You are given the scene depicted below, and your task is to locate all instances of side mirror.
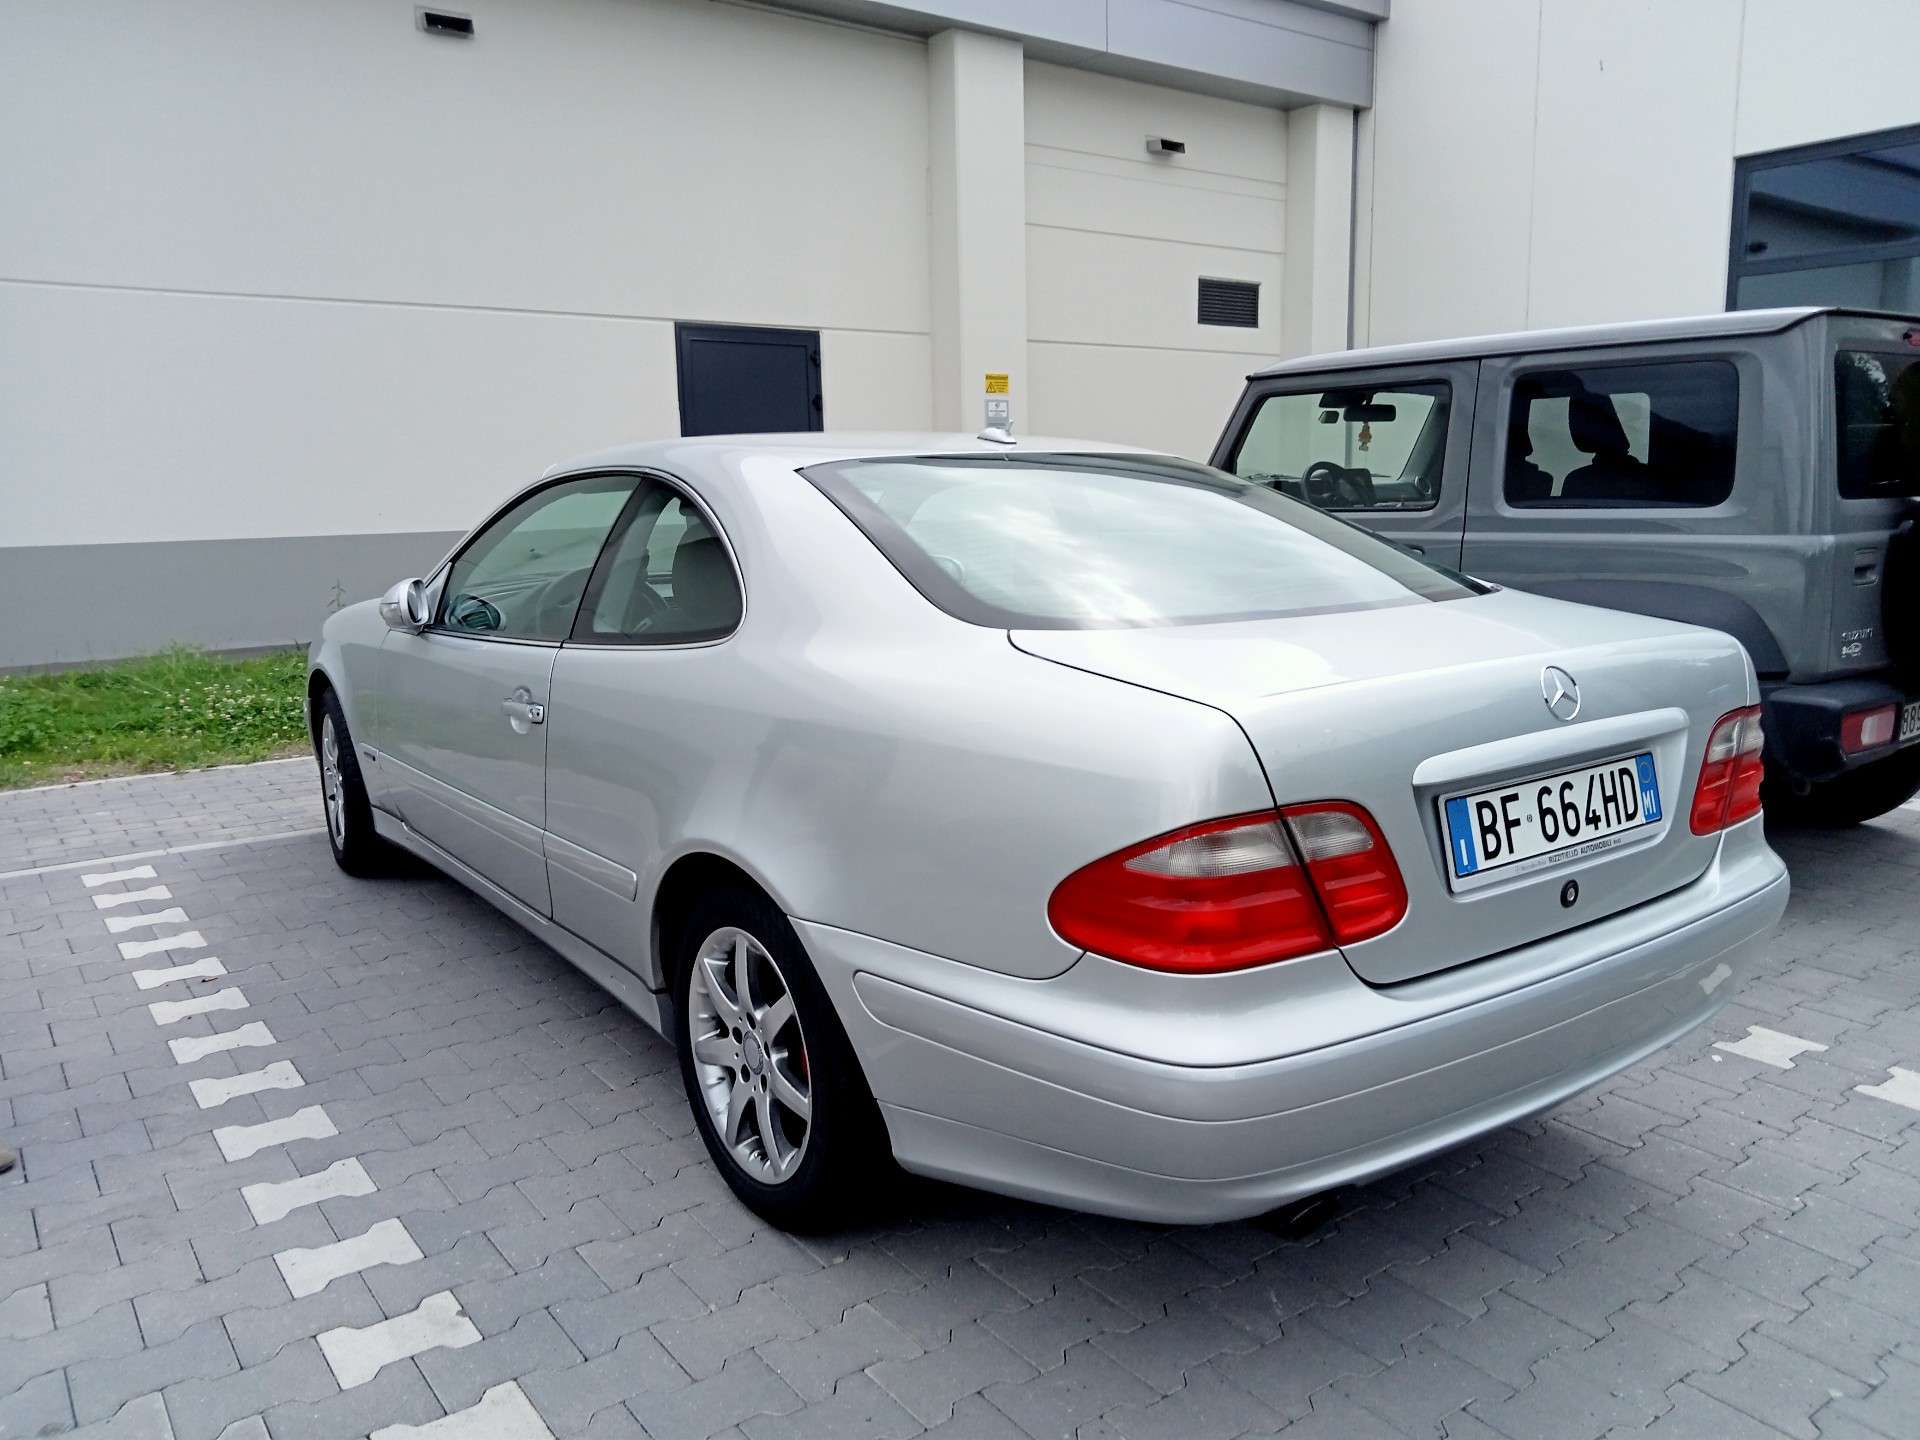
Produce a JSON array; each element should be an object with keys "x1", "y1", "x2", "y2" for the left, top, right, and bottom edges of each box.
[{"x1": 378, "y1": 578, "x2": 430, "y2": 633}]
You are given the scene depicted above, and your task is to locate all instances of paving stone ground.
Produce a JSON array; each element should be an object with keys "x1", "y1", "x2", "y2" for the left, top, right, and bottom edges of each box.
[{"x1": 2, "y1": 760, "x2": 1917, "y2": 1440}]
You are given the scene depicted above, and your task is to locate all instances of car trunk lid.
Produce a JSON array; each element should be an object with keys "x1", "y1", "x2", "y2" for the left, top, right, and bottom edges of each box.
[{"x1": 1014, "y1": 589, "x2": 1750, "y2": 984}]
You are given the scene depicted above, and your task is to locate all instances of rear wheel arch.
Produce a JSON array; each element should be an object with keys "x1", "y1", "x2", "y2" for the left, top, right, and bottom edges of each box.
[{"x1": 652, "y1": 851, "x2": 783, "y2": 994}]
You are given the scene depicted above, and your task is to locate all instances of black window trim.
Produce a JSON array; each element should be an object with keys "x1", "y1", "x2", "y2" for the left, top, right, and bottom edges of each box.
[
  {"x1": 1496, "y1": 353, "x2": 1744, "y2": 513},
  {"x1": 427, "y1": 470, "x2": 644, "y2": 647},
  {"x1": 1728, "y1": 120, "x2": 1920, "y2": 308},
  {"x1": 1223, "y1": 375, "x2": 1457, "y2": 514},
  {"x1": 564, "y1": 466, "x2": 747, "y2": 650}
]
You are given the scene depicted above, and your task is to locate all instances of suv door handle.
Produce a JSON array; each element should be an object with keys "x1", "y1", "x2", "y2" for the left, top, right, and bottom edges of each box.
[{"x1": 502, "y1": 688, "x2": 545, "y2": 731}]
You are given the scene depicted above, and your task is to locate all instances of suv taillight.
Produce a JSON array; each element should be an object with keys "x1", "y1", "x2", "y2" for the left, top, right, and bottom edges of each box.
[
  {"x1": 1047, "y1": 802, "x2": 1407, "y2": 974},
  {"x1": 1690, "y1": 706, "x2": 1765, "y2": 835}
]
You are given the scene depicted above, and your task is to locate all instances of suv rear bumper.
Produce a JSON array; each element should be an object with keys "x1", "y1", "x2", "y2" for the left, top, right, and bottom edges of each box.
[{"x1": 1764, "y1": 677, "x2": 1920, "y2": 781}]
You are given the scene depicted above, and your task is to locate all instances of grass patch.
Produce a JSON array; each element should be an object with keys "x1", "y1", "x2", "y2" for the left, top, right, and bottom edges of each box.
[{"x1": 0, "y1": 647, "x2": 311, "y2": 790}]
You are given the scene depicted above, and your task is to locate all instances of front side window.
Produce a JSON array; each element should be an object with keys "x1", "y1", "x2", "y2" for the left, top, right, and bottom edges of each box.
[
  {"x1": 439, "y1": 474, "x2": 637, "y2": 640},
  {"x1": 1504, "y1": 360, "x2": 1739, "y2": 508},
  {"x1": 802, "y1": 453, "x2": 1483, "y2": 631},
  {"x1": 575, "y1": 479, "x2": 743, "y2": 643},
  {"x1": 1228, "y1": 383, "x2": 1450, "y2": 511},
  {"x1": 1837, "y1": 350, "x2": 1920, "y2": 498}
]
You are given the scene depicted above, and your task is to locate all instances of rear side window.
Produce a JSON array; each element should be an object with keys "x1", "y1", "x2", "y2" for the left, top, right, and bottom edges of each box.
[
  {"x1": 1228, "y1": 383, "x2": 1449, "y2": 511},
  {"x1": 801, "y1": 453, "x2": 1484, "y2": 631},
  {"x1": 1504, "y1": 360, "x2": 1739, "y2": 507},
  {"x1": 574, "y1": 479, "x2": 742, "y2": 644},
  {"x1": 1836, "y1": 350, "x2": 1920, "y2": 499}
]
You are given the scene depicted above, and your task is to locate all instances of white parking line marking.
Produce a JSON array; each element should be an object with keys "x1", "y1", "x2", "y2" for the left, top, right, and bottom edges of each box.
[
  {"x1": 1856, "y1": 1066, "x2": 1920, "y2": 1112},
  {"x1": 104, "y1": 906, "x2": 190, "y2": 934},
  {"x1": 1714, "y1": 1025, "x2": 1830, "y2": 1069},
  {"x1": 243, "y1": 1157, "x2": 375, "y2": 1225},
  {"x1": 214, "y1": 1104, "x2": 337, "y2": 1161},
  {"x1": 149, "y1": 987, "x2": 248, "y2": 1026},
  {"x1": 276, "y1": 1219, "x2": 424, "y2": 1299},
  {"x1": 169, "y1": 1021, "x2": 275, "y2": 1064},
  {"x1": 82, "y1": 864, "x2": 159, "y2": 888},
  {"x1": 190, "y1": 1060, "x2": 304, "y2": 1110},
  {"x1": 93, "y1": 885, "x2": 173, "y2": 910},
  {"x1": 119, "y1": 930, "x2": 207, "y2": 961},
  {"x1": 370, "y1": 1383, "x2": 554, "y2": 1440},
  {"x1": 4, "y1": 827, "x2": 324, "y2": 885},
  {"x1": 318, "y1": 1290, "x2": 481, "y2": 1389},
  {"x1": 133, "y1": 956, "x2": 227, "y2": 990}
]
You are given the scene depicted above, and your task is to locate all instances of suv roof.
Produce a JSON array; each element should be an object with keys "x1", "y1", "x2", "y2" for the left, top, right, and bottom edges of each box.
[{"x1": 1248, "y1": 306, "x2": 1920, "y2": 380}]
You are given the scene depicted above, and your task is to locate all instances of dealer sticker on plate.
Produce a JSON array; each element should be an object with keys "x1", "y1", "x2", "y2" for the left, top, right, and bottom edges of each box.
[{"x1": 1443, "y1": 753, "x2": 1662, "y2": 891}]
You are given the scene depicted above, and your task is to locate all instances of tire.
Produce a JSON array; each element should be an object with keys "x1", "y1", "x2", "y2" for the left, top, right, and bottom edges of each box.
[
  {"x1": 1768, "y1": 746, "x2": 1920, "y2": 828},
  {"x1": 671, "y1": 881, "x2": 890, "y2": 1231},
  {"x1": 313, "y1": 687, "x2": 404, "y2": 876}
]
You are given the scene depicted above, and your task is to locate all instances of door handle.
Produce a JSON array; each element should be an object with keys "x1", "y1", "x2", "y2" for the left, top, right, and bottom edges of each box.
[
  {"x1": 502, "y1": 688, "x2": 546, "y2": 732},
  {"x1": 1405, "y1": 543, "x2": 1426, "y2": 556}
]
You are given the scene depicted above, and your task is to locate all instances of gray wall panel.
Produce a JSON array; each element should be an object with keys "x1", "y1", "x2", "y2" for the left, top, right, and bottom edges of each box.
[{"x1": 0, "y1": 532, "x2": 461, "y2": 669}]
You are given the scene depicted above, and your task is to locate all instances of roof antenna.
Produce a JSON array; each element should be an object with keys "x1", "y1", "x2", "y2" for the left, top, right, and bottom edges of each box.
[{"x1": 977, "y1": 425, "x2": 1016, "y2": 445}]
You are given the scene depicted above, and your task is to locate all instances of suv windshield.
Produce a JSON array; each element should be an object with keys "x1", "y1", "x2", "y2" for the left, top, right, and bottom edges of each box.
[
  {"x1": 1836, "y1": 350, "x2": 1920, "y2": 498},
  {"x1": 801, "y1": 453, "x2": 1483, "y2": 630}
]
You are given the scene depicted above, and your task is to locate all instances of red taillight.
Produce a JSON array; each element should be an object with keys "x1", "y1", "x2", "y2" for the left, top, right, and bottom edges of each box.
[
  {"x1": 1282, "y1": 802, "x2": 1409, "y2": 946},
  {"x1": 1047, "y1": 802, "x2": 1407, "y2": 974},
  {"x1": 1690, "y1": 706, "x2": 1766, "y2": 835},
  {"x1": 1841, "y1": 704, "x2": 1897, "y2": 756}
]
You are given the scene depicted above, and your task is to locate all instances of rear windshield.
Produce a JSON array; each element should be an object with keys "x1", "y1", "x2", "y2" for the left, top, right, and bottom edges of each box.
[
  {"x1": 1836, "y1": 350, "x2": 1920, "y2": 499},
  {"x1": 801, "y1": 452, "x2": 1484, "y2": 630}
]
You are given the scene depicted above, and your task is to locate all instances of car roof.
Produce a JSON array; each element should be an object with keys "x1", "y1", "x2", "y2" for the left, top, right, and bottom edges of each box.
[
  {"x1": 542, "y1": 431, "x2": 1157, "y2": 481},
  {"x1": 1246, "y1": 306, "x2": 1920, "y2": 380}
]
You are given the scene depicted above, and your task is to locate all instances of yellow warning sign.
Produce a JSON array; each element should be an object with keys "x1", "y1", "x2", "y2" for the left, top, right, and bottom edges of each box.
[{"x1": 984, "y1": 373, "x2": 1010, "y2": 394}]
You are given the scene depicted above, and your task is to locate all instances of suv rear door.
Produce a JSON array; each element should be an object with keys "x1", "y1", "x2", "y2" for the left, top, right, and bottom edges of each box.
[
  {"x1": 1212, "y1": 361, "x2": 1479, "y2": 569},
  {"x1": 1825, "y1": 312, "x2": 1920, "y2": 678}
]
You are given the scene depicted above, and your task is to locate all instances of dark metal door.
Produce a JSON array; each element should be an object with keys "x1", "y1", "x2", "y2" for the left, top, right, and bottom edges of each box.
[{"x1": 675, "y1": 323, "x2": 822, "y2": 436}]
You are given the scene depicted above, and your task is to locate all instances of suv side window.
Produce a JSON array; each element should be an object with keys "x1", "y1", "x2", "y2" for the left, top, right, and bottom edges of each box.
[
  {"x1": 1505, "y1": 360, "x2": 1738, "y2": 507},
  {"x1": 574, "y1": 478, "x2": 742, "y2": 644},
  {"x1": 1229, "y1": 383, "x2": 1450, "y2": 511},
  {"x1": 439, "y1": 474, "x2": 638, "y2": 640}
]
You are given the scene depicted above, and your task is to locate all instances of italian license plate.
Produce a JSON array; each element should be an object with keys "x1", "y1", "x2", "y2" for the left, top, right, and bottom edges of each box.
[
  {"x1": 1443, "y1": 753, "x2": 1662, "y2": 890},
  {"x1": 1901, "y1": 701, "x2": 1920, "y2": 742}
]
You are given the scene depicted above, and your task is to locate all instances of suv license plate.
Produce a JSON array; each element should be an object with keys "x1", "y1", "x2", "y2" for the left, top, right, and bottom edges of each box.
[
  {"x1": 1901, "y1": 701, "x2": 1920, "y2": 742},
  {"x1": 1443, "y1": 753, "x2": 1662, "y2": 890}
]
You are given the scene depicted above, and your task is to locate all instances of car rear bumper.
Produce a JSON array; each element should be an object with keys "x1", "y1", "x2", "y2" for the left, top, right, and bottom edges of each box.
[
  {"x1": 1765, "y1": 676, "x2": 1920, "y2": 781},
  {"x1": 799, "y1": 827, "x2": 1789, "y2": 1224}
]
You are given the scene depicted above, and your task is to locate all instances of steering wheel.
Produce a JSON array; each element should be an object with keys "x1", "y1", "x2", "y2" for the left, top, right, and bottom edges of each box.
[
  {"x1": 1297, "y1": 464, "x2": 1374, "y2": 510},
  {"x1": 531, "y1": 569, "x2": 593, "y2": 636}
]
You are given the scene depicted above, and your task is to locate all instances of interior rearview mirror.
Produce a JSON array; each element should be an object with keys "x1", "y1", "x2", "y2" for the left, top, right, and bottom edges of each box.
[
  {"x1": 378, "y1": 577, "x2": 430, "y2": 632},
  {"x1": 1345, "y1": 403, "x2": 1397, "y2": 424}
]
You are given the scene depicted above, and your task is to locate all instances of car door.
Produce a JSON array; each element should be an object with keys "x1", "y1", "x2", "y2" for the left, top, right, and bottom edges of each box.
[
  {"x1": 1215, "y1": 362, "x2": 1478, "y2": 569},
  {"x1": 381, "y1": 472, "x2": 639, "y2": 914},
  {"x1": 544, "y1": 473, "x2": 746, "y2": 976}
]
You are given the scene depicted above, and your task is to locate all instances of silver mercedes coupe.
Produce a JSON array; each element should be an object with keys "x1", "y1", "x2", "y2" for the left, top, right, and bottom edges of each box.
[{"x1": 307, "y1": 433, "x2": 1789, "y2": 1229}]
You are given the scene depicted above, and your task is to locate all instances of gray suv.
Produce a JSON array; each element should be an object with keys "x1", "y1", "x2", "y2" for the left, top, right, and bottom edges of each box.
[{"x1": 1212, "y1": 307, "x2": 1920, "y2": 826}]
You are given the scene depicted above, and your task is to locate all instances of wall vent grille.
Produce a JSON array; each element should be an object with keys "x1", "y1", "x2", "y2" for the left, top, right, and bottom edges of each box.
[{"x1": 1198, "y1": 277, "x2": 1259, "y2": 328}]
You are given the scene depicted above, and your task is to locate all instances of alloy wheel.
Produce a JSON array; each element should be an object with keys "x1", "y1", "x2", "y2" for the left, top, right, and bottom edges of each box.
[
  {"x1": 687, "y1": 926, "x2": 813, "y2": 1183},
  {"x1": 320, "y1": 715, "x2": 347, "y2": 847}
]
